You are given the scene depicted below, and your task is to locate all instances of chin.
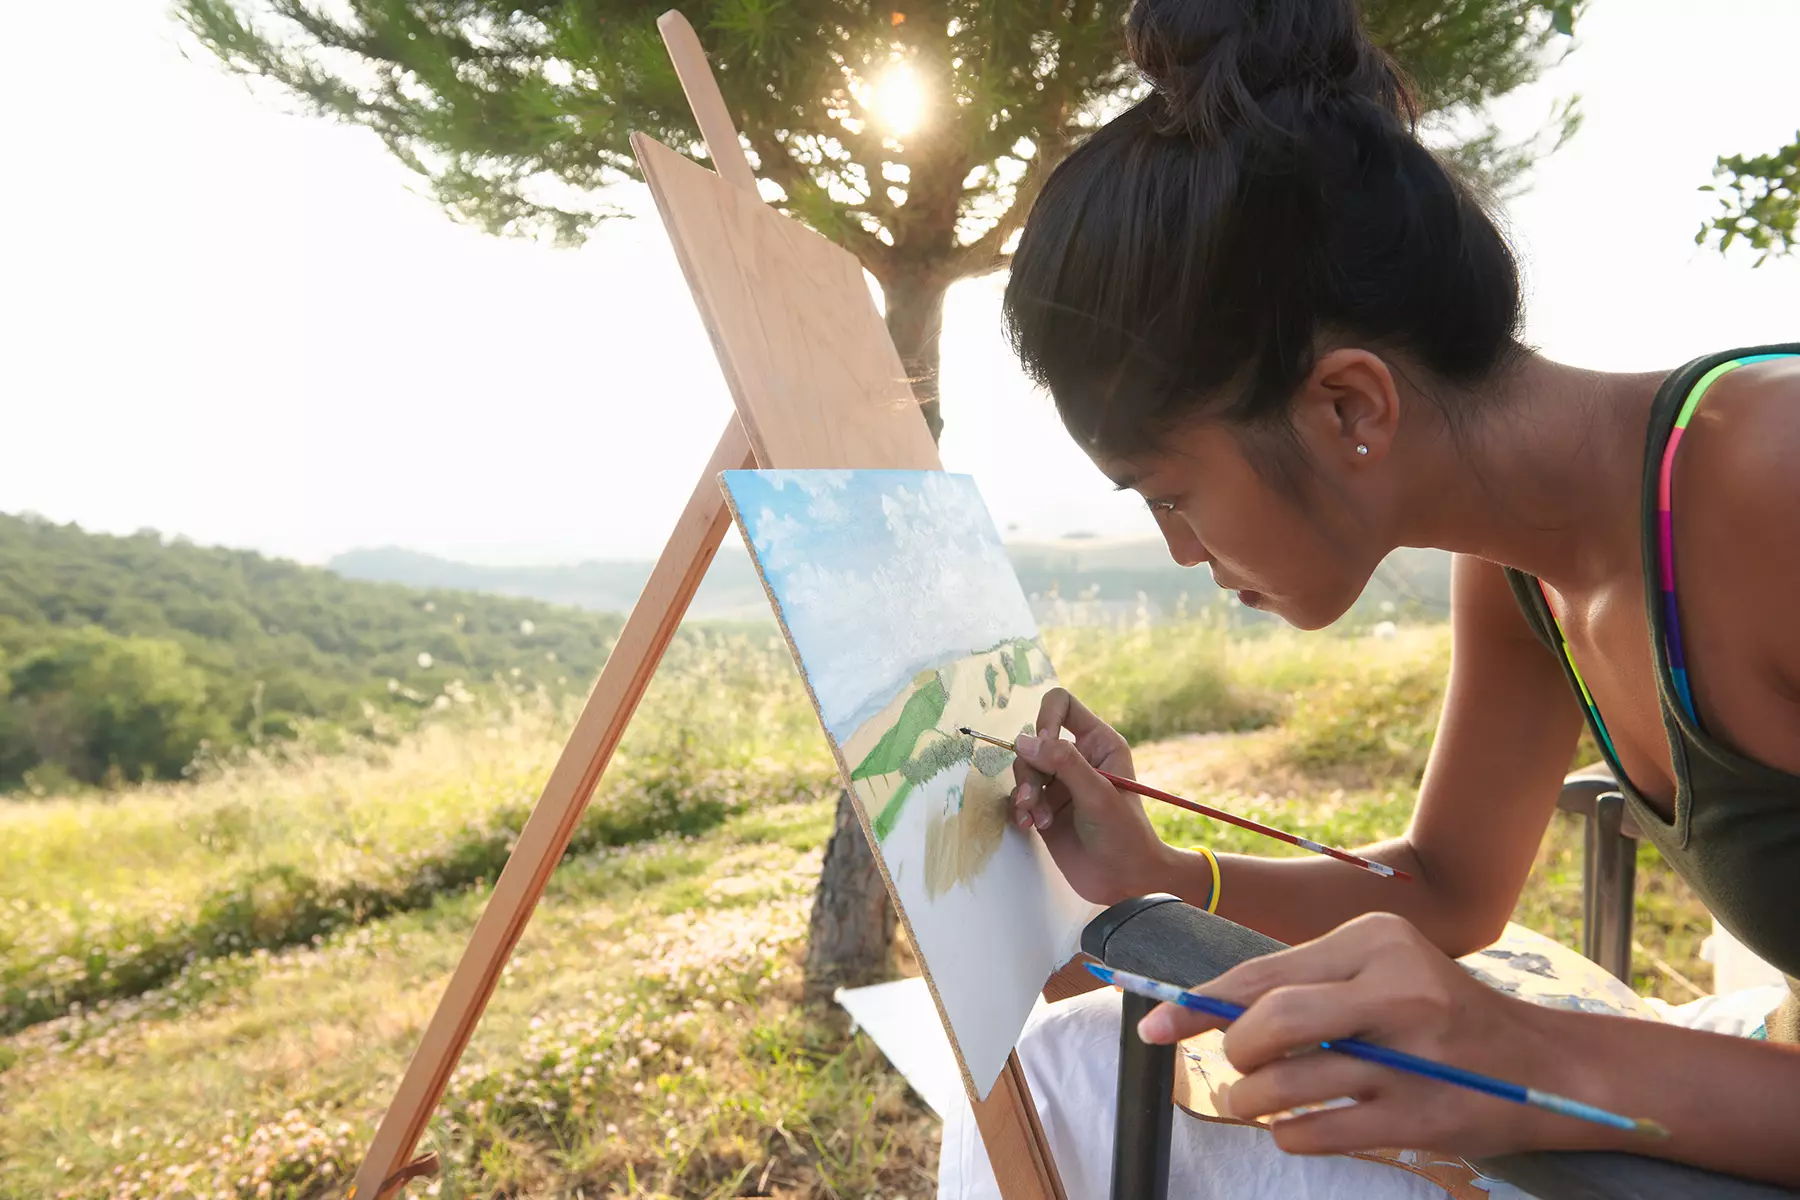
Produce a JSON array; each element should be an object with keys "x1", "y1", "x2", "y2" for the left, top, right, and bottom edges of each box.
[{"x1": 1269, "y1": 589, "x2": 1358, "y2": 632}]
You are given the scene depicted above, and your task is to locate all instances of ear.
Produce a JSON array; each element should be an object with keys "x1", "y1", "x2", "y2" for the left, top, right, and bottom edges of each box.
[{"x1": 1291, "y1": 349, "x2": 1401, "y2": 466}]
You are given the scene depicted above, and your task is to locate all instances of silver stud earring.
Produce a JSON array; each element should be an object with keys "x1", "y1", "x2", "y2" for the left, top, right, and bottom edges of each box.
[{"x1": 1355, "y1": 444, "x2": 1370, "y2": 456}]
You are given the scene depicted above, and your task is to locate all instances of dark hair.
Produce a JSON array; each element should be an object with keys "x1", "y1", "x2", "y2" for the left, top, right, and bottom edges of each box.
[{"x1": 1003, "y1": 0, "x2": 1522, "y2": 461}]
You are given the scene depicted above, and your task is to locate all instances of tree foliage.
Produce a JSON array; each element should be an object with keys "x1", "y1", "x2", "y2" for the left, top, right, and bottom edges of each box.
[
  {"x1": 3, "y1": 627, "x2": 224, "y2": 788},
  {"x1": 175, "y1": 0, "x2": 1583, "y2": 434},
  {"x1": 1699, "y1": 131, "x2": 1800, "y2": 265},
  {"x1": 0, "y1": 513, "x2": 623, "y2": 791}
]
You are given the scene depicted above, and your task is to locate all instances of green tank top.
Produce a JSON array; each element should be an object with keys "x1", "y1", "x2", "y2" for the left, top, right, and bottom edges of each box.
[{"x1": 1502, "y1": 343, "x2": 1800, "y2": 1043}]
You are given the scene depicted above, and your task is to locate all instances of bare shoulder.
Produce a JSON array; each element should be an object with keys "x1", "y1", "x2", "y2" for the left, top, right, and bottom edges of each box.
[
  {"x1": 1449, "y1": 552, "x2": 1552, "y2": 650},
  {"x1": 1679, "y1": 356, "x2": 1800, "y2": 690},
  {"x1": 1688, "y1": 356, "x2": 1800, "y2": 497}
]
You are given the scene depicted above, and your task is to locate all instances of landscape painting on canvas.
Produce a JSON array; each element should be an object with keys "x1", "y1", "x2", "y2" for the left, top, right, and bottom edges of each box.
[{"x1": 720, "y1": 469, "x2": 1096, "y2": 1097}]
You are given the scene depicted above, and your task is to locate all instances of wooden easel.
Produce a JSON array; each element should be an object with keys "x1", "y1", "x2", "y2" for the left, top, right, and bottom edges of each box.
[{"x1": 348, "y1": 13, "x2": 1067, "y2": 1200}]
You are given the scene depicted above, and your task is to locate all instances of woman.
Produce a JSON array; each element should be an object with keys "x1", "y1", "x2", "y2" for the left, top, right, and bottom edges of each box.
[{"x1": 954, "y1": 0, "x2": 1800, "y2": 1190}]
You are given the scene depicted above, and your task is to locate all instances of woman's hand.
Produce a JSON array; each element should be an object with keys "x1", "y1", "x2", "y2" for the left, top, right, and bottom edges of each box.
[
  {"x1": 1009, "y1": 688, "x2": 1176, "y2": 905},
  {"x1": 1137, "y1": 912, "x2": 1573, "y2": 1160}
]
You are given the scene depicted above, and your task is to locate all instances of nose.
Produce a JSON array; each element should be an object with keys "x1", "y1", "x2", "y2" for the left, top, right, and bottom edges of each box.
[{"x1": 1153, "y1": 510, "x2": 1209, "y2": 569}]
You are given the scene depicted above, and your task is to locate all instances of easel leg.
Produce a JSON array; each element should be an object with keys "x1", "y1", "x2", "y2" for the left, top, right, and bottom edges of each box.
[
  {"x1": 972, "y1": 1054, "x2": 1070, "y2": 1200},
  {"x1": 349, "y1": 415, "x2": 756, "y2": 1200}
]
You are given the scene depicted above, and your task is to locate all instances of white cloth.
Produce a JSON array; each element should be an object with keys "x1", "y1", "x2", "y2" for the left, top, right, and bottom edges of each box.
[
  {"x1": 936, "y1": 984, "x2": 1786, "y2": 1200},
  {"x1": 1643, "y1": 983, "x2": 1789, "y2": 1037},
  {"x1": 937, "y1": 986, "x2": 1524, "y2": 1200}
]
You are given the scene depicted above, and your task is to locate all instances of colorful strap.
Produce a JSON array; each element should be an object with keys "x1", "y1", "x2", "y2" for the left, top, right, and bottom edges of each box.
[
  {"x1": 1195, "y1": 845, "x2": 1222, "y2": 914},
  {"x1": 1657, "y1": 353, "x2": 1795, "y2": 722},
  {"x1": 1543, "y1": 352, "x2": 1797, "y2": 755}
]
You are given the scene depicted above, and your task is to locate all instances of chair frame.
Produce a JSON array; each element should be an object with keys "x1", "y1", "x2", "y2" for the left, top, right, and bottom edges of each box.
[{"x1": 1554, "y1": 764, "x2": 1639, "y2": 982}]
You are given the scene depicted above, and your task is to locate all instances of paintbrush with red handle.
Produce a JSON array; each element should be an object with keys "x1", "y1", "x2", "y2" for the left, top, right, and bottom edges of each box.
[{"x1": 959, "y1": 726, "x2": 1411, "y2": 882}]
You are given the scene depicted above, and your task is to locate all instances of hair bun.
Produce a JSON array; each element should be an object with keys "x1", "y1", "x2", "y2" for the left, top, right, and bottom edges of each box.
[{"x1": 1126, "y1": 0, "x2": 1414, "y2": 140}]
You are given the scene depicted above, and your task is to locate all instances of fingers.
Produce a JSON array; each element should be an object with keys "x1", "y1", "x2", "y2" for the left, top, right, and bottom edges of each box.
[
  {"x1": 1012, "y1": 777, "x2": 1059, "y2": 831},
  {"x1": 1216, "y1": 1053, "x2": 1387, "y2": 1125},
  {"x1": 1011, "y1": 730, "x2": 1117, "y2": 803},
  {"x1": 1260, "y1": 1094, "x2": 1468, "y2": 1158},
  {"x1": 1140, "y1": 913, "x2": 1439, "y2": 1059},
  {"x1": 1053, "y1": 690, "x2": 1134, "y2": 774},
  {"x1": 1033, "y1": 788, "x2": 1085, "y2": 861},
  {"x1": 1031, "y1": 688, "x2": 1074, "y2": 757},
  {"x1": 1137, "y1": 976, "x2": 1377, "y2": 1054},
  {"x1": 1010, "y1": 688, "x2": 1136, "y2": 832},
  {"x1": 1216, "y1": 980, "x2": 1401, "y2": 1075},
  {"x1": 1011, "y1": 735, "x2": 1116, "y2": 832},
  {"x1": 1137, "y1": 999, "x2": 1229, "y2": 1045},
  {"x1": 1011, "y1": 689, "x2": 1074, "y2": 828},
  {"x1": 1198, "y1": 913, "x2": 1424, "y2": 1010}
]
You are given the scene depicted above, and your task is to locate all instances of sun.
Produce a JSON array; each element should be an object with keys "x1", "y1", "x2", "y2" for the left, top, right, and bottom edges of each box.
[{"x1": 869, "y1": 62, "x2": 926, "y2": 136}]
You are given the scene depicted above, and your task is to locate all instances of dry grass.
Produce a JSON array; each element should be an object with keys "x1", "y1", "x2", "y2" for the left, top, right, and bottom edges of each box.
[{"x1": 0, "y1": 621, "x2": 1717, "y2": 1198}]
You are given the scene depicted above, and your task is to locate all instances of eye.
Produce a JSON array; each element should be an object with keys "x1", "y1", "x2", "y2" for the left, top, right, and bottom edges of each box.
[{"x1": 1144, "y1": 497, "x2": 1178, "y2": 514}]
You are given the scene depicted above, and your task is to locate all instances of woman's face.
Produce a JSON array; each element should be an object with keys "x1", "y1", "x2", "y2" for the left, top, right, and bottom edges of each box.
[{"x1": 1091, "y1": 419, "x2": 1388, "y2": 632}]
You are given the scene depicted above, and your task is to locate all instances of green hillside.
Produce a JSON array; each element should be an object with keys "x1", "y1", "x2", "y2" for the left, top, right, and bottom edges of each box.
[{"x1": 0, "y1": 513, "x2": 623, "y2": 791}]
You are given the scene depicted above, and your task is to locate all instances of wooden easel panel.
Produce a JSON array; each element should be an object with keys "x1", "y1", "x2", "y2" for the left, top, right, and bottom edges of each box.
[{"x1": 633, "y1": 133, "x2": 940, "y2": 473}]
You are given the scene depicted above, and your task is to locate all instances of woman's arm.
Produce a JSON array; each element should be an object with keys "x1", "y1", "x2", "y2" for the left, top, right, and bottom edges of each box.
[
  {"x1": 1135, "y1": 913, "x2": 1800, "y2": 1187},
  {"x1": 1012, "y1": 554, "x2": 1586, "y2": 954}
]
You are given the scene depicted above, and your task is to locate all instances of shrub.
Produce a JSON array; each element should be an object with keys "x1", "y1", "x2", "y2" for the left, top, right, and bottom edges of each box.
[
  {"x1": 1273, "y1": 653, "x2": 1447, "y2": 786},
  {"x1": 3, "y1": 627, "x2": 225, "y2": 787},
  {"x1": 1045, "y1": 619, "x2": 1278, "y2": 743}
]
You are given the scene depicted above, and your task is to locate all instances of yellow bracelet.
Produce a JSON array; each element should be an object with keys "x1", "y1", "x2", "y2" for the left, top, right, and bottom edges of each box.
[{"x1": 1195, "y1": 846, "x2": 1221, "y2": 914}]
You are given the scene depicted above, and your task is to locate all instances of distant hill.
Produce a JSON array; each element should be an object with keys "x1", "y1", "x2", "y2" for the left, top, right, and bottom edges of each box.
[
  {"x1": 1007, "y1": 540, "x2": 1452, "y2": 626},
  {"x1": 332, "y1": 541, "x2": 1452, "y2": 628},
  {"x1": 0, "y1": 513, "x2": 625, "y2": 790},
  {"x1": 329, "y1": 545, "x2": 773, "y2": 621}
]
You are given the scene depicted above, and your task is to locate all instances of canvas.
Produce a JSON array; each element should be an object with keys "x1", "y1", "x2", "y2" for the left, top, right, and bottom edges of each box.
[{"x1": 721, "y1": 469, "x2": 1098, "y2": 1097}]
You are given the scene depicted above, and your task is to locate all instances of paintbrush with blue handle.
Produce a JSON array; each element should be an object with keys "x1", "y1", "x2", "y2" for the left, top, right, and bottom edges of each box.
[{"x1": 1086, "y1": 962, "x2": 1669, "y2": 1139}]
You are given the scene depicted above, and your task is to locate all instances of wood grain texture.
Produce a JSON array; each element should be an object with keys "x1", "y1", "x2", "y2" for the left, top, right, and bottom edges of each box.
[
  {"x1": 347, "y1": 418, "x2": 756, "y2": 1200},
  {"x1": 637, "y1": 121, "x2": 1062, "y2": 1200},
  {"x1": 973, "y1": 1054, "x2": 1070, "y2": 1200},
  {"x1": 655, "y1": 11, "x2": 757, "y2": 194},
  {"x1": 633, "y1": 132, "x2": 941, "y2": 472},
  {"x1": 1040, "y1": 953, "x2": 1106, "y2": 1004}
]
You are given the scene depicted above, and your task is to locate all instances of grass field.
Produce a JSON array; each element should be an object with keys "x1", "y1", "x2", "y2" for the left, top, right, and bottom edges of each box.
[{"x1": 0, "y1": 622, "x2": 1713, "y2": 1199}]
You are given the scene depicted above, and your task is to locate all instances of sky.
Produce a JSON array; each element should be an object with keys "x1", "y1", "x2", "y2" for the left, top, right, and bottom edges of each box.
[
  {"x1": 1, "y1": 0, "x2": 1795, "y2": 567},
  {"x1": 724, "y1": 470, "x2": 1037, "y2": 740}
]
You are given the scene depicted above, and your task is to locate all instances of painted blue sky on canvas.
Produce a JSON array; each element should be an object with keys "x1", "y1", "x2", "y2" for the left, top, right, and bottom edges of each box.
[{"x1": 723, "y1": 470, "x2": 1040, "y2": 741}]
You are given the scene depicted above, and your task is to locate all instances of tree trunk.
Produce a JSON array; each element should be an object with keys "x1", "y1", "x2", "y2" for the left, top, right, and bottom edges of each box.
[
  {"x1": 882, "y1": 269, "x2": 949, "y2": 442},
  {"x1": 802, "y1": 789, "x2": 898, "y2": 1000},
  {"x1": 799, "y1": 270, "x2": 949, "y2": 1001}
]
